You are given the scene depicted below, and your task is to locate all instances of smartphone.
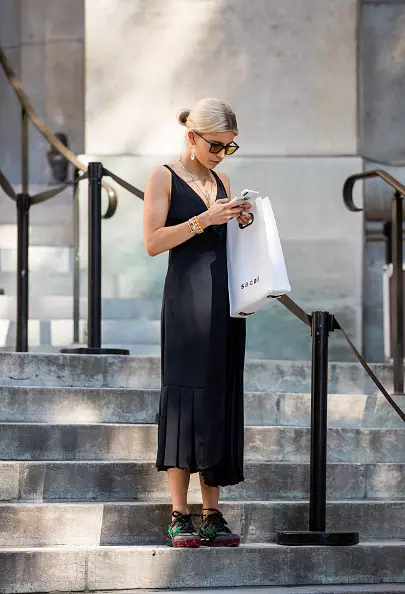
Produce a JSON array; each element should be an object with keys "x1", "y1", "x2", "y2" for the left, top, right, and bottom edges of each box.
[{"x1": 230, "y1": 189, "x2": 260, "y2": 205}]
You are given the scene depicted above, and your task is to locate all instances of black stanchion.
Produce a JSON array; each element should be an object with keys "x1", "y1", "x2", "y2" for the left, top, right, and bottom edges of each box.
[
  {"x1": 63, "y1": 162, "x2": 129, "y2": 355},
  {"x1": 392, "y1": 191, "x2": 404, "y2": 394},
  {"x1": 276, "y1": 311, "x2": 359, "y2": 546},
  {"x1": 16, "y1": 193, "x2": 30, "y2": 352},
  {"x1": 309, "y1": 311, "x2": 329, "y2": 532},
  {"x1": 15, "y1": 107, "x2": 30, "y2": 352},
  {"x1": 88, "y1": 161, "x2": 103, "y2": 349},
  {"x1": 72, "y1": 167, "x2": 81, "y2": 345}
]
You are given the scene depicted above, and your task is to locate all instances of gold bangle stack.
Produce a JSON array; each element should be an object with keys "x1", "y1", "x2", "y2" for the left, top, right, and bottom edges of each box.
[{"x1": 188, "y1": 216, "x2": 204, "y2": 235}]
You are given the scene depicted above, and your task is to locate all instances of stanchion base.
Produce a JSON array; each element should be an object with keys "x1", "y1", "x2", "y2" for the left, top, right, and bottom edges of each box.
[
  {"x1": 276, "y1": 531, "x2": 359, "y2": 546},
  {"x1": 61, "y1": 347, "x2": 130, "y2": 355}
]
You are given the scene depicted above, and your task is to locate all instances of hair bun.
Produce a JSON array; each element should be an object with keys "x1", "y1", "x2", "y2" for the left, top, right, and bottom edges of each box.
[{"x1": 178, "y1": 109, "x2": 190, "y2": 126}]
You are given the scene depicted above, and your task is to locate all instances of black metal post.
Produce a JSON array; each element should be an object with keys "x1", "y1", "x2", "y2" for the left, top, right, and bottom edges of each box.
[
  {"x1": 309, "y1": 311, "x2": 329, "y2": 531},
  {"x1": 16, "y1": 193, "x2": 29, "y2": 352},
  {"x1": 16, "y1": 107, "x2": 30, "y2": 352},
  {"x1": 73, "y1": 167, "x2": 80, "y2": 345},
  {"x1": 21, "y1": 107, "x2": 29, "y2": 195},
  {"x1": 276, "y1": 311, "x2": 359, "y2": 546},
  {"x1": 62, "y1": 162, "x2": 129, "y2": 355},
  {"x1": 87, "y1": 162, "x2": 103, "y2": 349},
  {"x1": 392, "y1": 191, "x2": 404, "y2": 394}
]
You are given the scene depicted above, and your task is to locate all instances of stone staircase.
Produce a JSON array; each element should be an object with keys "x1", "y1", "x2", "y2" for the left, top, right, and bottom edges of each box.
[{"x1": 0, "y1": 352, "x2": 404, "y2": 592}]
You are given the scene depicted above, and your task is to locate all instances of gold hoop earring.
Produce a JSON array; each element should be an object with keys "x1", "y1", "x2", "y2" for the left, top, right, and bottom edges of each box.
[{"x1": 191, "y1": 147, "x2": 195, "y2": 161}]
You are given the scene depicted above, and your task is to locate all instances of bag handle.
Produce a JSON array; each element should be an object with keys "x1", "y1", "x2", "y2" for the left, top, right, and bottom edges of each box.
[{"x1": 238, "y1": 213, "x2": 254, "y2": 230}]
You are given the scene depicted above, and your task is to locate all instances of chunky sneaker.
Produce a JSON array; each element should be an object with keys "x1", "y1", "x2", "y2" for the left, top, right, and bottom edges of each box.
[
  {"x1": 168, "y1": 511, "x2": 201, "y2": 548},
  {"x1": 199, "y1": 508, "x2": 240, "y2": 547}
]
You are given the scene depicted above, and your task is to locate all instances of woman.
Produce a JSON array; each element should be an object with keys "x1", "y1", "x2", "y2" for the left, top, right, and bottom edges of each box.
[{"x1": 143, "y1": 98, "x2": 252, "y2": 548}]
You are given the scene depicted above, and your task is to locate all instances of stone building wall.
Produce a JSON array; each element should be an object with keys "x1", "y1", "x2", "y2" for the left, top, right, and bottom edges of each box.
[
  {"x1": 83, "y1": 0, "x2": 363, "y2": 360},
  {"x1": 2, "y1": 0, "x2": 405, "y2": 359}
]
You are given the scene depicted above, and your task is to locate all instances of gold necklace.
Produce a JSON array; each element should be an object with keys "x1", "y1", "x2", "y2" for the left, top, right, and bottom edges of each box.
[
  {"x1": 179, "y1": 157, "x2": 211, "y2": 184},
  {"x1": 179, "y1": 158, "x2": 215, "y2": 208}
]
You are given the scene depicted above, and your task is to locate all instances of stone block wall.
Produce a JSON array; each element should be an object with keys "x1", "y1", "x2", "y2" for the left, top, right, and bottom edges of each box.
[{"x1": 83, "y1": 0, "x2": 363, "y2": 360}]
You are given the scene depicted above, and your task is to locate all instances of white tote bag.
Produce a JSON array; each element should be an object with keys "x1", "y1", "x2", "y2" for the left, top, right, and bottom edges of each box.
[{"x1": 227, "y1": 196, "x2": 291, "y2": 318}]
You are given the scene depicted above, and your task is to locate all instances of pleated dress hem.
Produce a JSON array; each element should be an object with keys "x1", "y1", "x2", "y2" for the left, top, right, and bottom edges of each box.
[
  {"x1": 155, "y1": 464, "x2": 245, "y2": 489},
  {"x1": 156, "y1": 382, "x2": 245, "y2": 488}
]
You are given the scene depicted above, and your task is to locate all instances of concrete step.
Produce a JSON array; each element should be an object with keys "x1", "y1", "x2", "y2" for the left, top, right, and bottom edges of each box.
[
  {"x1": 0, "y1": 344, "x2": 162, "y2": 356},
  {"x1": 0, "y1": 223, "x2": 73, "y2": 248},
  {"x1": 1, "y1": 387, "x2": 404, "y2": 427},
  {"x1": 0, "y1": 542, "x2": 404, "y2": 592},
  {"x1": 0, "y1": 246, "x2": 72, "y2": 273},
  {"x1": 1, "y1": 461, "x2": 401, "y2": 502},
  {"x1": 137, "y1": 588, "x2": 405, "y2": 594},
  {"x1": 0, "y1": 296, "x2": 161, "y2": 320},
  {"x1": 0, "y1": 352, "x2": 399, "y2": 394},
  {"x1": 205, "y1": 584, "x2": 405, "y2": 594},
  {"x1": 0, "y1": 423, "x2": 404, "y2": 463},
  {"x1": 45, "y1": 583, "x2": 405, "y2": 594},
  {"x1": 0, "y1": 319, "x2": 160, "y2": 348},
  {"x1": 0, "y1": 500, "x2": 404, "y2": 546}
]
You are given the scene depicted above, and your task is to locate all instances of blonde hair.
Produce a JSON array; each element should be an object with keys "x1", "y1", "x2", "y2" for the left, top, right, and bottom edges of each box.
[{"x1": 178, "y1": 98, "x2": 238, "y2": 136}]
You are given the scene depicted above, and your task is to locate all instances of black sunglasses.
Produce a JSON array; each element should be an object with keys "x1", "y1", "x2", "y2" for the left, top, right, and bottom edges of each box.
[{"x1": 193, "y1": 130, "x2": 239, "y2": 155}]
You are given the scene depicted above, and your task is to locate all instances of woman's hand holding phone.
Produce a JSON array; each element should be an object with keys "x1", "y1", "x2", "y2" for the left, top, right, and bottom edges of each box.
[
  {"x1": 230, "y1": 189, "x2": 257, "y2": 225},
  {"x1": 198, "y1": 199, "x2": 248, "y2": 227},
  {"x1": 237, "y1": 205, "x2": 253, "y2": 226},
  {"x1": 198, "y1": 189, "x2": 256, "y2": 228}
]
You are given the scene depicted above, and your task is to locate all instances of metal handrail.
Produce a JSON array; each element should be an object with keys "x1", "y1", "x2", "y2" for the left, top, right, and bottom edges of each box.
[
  {"x1": 343, "y1": 169, "x2": 405, "y2": 212},
  {"x1": 276, "y1": 291, "x2": 405, "y2": 547},
  {"x1": 0, "y1": 44, "x2": 117, "y2": 216},
  {"x1": 0, "y1": 44, "x2": 146, "y2": 350},
  {"x1": 0, "y1": 43, "x2": 124, "y2": 350},
  {"x1": 343, "y1": 169, "x2": 405, "y2": 395}
]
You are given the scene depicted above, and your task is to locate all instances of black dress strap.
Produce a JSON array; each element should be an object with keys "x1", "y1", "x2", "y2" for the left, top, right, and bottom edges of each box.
[{"x1": 210, "y1": 170, "x2": 228, "y2": 199}]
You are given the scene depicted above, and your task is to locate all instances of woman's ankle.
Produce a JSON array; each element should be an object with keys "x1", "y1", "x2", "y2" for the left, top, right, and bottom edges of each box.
[
  {"x1": 172, "y1": 508, "x2": 188, "y2": 518},
  {"x1": 202, "y1": 507, "x2": 219, "y2": 518}
]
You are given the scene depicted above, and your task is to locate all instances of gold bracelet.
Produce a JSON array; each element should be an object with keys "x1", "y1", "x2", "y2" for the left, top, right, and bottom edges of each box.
[
  {"x1": 188, "y1": 218, "x2": 198, "y2": 235},
  {"x1": 192, "y1": 216, "x2": 204, "y2": 234},
  {"x1": 187, "y1": 219, "x2": 196, "y2": 235},
  {"x1": 188, "y1": 216, "x2": 203, "y2": 235}
]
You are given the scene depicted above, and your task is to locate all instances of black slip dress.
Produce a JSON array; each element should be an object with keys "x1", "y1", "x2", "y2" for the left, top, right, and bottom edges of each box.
[{"x1": 156, "y1": 165, "x2": 246, "y2": 488}]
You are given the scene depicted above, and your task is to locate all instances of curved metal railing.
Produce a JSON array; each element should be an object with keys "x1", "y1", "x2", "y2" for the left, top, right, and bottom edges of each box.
[
  {"x1": 0, "y1": 44, "x2": 142, "y2": 350},
  {"x1": 343, "y1": 169, "x2": 405, "y2": 394},
  {"x1": 275, "y1": 292, "x2": 405, "y2": 547},
  {"x1": 343, "y1": 169, "x2": 405, "y2": 212},
  {"x1": 0, "y1": 45, "x2": 118, "y2": 215}
]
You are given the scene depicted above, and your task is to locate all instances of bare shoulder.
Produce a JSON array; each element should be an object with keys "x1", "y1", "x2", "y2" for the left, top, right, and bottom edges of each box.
[
  {"x1": 144, "y1": 165, "x2": 172, "y2": 206},
  {"x1": 147, "y1": 165, "x2": 171, "y2": 185},
  {"x1": 215, "y1": 171, "x2": 231, "y2": 199},
  {"x1": 216, "y1": 171, "x2": 230, "y2": 185}
]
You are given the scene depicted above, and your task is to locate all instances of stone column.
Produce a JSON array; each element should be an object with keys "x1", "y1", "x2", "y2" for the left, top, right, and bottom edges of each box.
[
  {"x1": 360, "y1": 0, "x2": 405, "y2": 361},
  {"x1": 0, "y1": 0, "x2": 22, "y2": 183}
]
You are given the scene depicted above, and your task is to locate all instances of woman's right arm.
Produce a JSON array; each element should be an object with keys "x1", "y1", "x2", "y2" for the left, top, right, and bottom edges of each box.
[
  {"x1": 143, "y1": 166, "x2": 246, "y2": 257},
  {"x1": 143, "y1": 166, "x2": 193, "y2": 257}
]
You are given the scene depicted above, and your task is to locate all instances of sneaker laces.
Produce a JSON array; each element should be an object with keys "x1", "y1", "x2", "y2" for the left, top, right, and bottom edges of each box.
[
  {"x1": 171, "y1": 511, "x2": 196, "y2": 534},
  {"x1": 201, "y1": 509, "x2": 231, "y2": 534}
]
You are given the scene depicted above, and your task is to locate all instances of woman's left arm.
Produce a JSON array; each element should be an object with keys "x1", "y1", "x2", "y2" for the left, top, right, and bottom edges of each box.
[{"x1": 216, "y1": 172, "x2": 253, "y2": 225}]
